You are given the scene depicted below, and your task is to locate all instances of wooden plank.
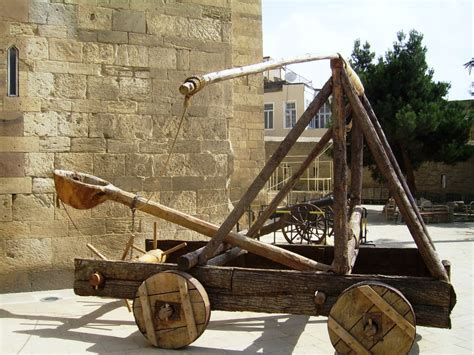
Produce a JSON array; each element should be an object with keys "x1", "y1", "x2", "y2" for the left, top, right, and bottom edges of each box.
[
  {"x1": 137, "y1": 281, "x2": 158, "y2": 346},
  {"x1": 358, "y1": 285, "x2": 416, "y2": 337},
  {"x1": 341, "y1": 70, "x2": 449, "y2": 282},
  {"x1": 328, "y1": 316, "x2": 371, "y2": 355},
  {"x1": 178, "y1": 276, "x2": 198, "y2": 342},
  {"x1": 247, "y1": 128, "x2": 333, "y2": 238},
  {"x1": 349, "y1": 116, "x2": 363, "y2": 212},
  {"x1": 330, "y1": 58, "x2": 349, "y2": 275},
  {"x1": 197, "y1": 78, "x2": 334, "y2": 266}
]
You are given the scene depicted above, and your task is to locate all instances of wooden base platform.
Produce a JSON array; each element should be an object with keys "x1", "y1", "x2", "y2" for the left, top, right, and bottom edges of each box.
[{"x1": 74, "y1": 241, "x2": 455, "y2": 329}]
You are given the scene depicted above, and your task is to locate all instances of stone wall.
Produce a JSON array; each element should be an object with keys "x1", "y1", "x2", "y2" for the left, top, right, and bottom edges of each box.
[{"x1": 0, "y1": 0, "x2": 263, "y2": 292}]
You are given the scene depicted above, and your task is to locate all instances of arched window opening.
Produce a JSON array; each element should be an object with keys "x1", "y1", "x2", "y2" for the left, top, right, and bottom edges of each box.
[{"x1": 7, "y1": 46, "x2": 19, "y2": 97}]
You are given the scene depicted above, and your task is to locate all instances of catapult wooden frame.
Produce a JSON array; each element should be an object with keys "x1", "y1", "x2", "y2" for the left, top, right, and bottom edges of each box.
[{"x1": 55, "y1": 54, "x2": 455, "y2": 352}]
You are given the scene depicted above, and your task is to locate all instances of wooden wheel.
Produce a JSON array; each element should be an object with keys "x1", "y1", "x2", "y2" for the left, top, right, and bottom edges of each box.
[
  {"x1": 133, "y1": 271, "x2": 211, "y2": 349},
  {"x1": 328, "y1": 282, "x2": 416, "y2": 354}
]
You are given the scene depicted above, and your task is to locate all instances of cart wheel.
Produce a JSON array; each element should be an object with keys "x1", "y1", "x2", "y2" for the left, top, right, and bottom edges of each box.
[
  {"x1": 282, "y1": 203, "x2": 327, "y2": 244},
  {"x1": 328, "y1": 282, "x2": 416, "y2": 354},
  {"x1": 133, "y1": 270, "x2": 210, "y2": 349}
]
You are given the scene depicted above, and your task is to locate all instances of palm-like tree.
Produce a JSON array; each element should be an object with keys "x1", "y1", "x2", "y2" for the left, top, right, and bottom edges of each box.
[{"x1": 464, "y1": 58, "x2": 474, "y2": 74}]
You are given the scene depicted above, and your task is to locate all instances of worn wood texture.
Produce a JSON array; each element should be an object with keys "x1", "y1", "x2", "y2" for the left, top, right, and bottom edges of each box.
[
  {"x1": 133, "y1": 271, "x2": 210, "y2": 349},
  {"x1": 349, "y1": 116, "x2": 363, "y2": 212},
  {"x1": 179, "y1": 53, "x2": 338, "y2": 95},
  {"x1": 207, "y1": 247, "x2": 248, "y2": 266},
  {"x1": 197, "y1": 79, "x2": 334, "y2": 266},
  {"x1": 247, "y1": 127, "x2": 333, "y2": 238},
  {"x1": 328, "y1": 283, "x2": 415, "y2": 354},
  {"x1": 74, "y1": 258, "x2": 455, "y2": 329},
  {"x1": 330, "y1": 58, "x2": 349, "y2": 275},
  {"x1": 55, "y1": 170, "x2": 331, "y2": 272},
  {"x1": 341, "y1": 70, "x2": 449, "y2": 282},
  {"x1": 347, "y1": 206, "x2": 363, "y2": 273}
]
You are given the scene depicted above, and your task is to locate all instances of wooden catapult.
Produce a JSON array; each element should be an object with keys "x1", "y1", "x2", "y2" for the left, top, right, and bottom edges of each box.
[{"x1": 54, "y1": 54, "x2": 455, "y2": 353}]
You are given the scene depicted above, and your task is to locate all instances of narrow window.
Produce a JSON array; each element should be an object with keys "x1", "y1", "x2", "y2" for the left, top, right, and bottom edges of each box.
[
  {"x1": 284, "y1": 102, "x2": 296, "y2": 129},
  {"x1": 7, "y1": 46, "x2": 19, "y2": 97},
  {"x1": 264, "y1": 103, "x2": 274, "y2": 129},
  {"x1": 315, "y1": 102, "x2": 331, "y2": 128}
]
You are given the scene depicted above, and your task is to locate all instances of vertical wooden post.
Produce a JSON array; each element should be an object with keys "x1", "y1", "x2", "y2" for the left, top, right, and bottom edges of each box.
[
  {"x1": 330, "y1": 58, "x2": 349, "y2": 274},
  {"x1": 341, "y1": 70, "x2": 448, "y2": 281},
  {"x1": 349, "y1": 115, "x2": 363, "y2": 212},
  {"x1": 196, "y1": 78, "x2": 333, "y2": 266},
  {"x1": 247, "y1": 127, "x2": 333, "y2": 238}
]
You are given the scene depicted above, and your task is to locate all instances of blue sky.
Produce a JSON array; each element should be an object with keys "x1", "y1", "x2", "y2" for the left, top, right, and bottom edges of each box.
[{"x1": 262, "y1": 0, "x2": 473, "y2": 100}]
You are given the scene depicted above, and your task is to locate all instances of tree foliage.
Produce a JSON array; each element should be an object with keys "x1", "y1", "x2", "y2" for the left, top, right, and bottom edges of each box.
[{"x1": 349, "y1": 30, "x2": 473, "y2": 194}]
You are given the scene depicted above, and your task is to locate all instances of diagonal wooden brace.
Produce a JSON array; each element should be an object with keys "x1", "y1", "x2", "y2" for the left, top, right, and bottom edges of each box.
[
  {"x1": 340, "y1": 69, "x2": 448, "y2": 281},
  {"x1": 246, "y1": 127, "x2": 333, "y2": 238},
  {"x1": 196, "y1": 78, "x2": 334, "y2": 266}
]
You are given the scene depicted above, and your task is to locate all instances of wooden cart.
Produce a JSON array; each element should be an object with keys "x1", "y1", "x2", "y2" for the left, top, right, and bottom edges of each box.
[{"x1": 55, "y1": 55, "x2": 456, "y2": 354}]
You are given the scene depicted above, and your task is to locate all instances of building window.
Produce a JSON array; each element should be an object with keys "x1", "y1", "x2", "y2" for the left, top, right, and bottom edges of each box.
[
  {"x1": 309, "y1": 102, "x2": 331, "y2": 129},
  {"x1": 284, "y1": 101, "x2": 296, "y2": 128},
  {"x1": 264, "y1": 103, "x2": 274, "y2": 129},
  {"x1": 7, "y1": 46, "x2": 19, "y2": 97}
]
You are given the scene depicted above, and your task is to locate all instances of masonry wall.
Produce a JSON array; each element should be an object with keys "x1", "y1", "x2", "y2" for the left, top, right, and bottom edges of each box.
[{"x1": 0, "y1": 0, "x2": 263, "y2": 292}]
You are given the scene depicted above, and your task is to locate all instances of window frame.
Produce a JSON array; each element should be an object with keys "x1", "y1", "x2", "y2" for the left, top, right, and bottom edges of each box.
[
  {"x1": 7, "y1": 45, "x2": 19, "y2": 97},
  {"x1": 264, "y1": 102, "x2": 274, "y2": 130},
  {"x1": 283, "y1": 100, "x2": 297, "y2": 129}
]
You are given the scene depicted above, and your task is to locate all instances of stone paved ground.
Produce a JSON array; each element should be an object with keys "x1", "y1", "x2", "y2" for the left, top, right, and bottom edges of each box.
[{"x1": 1, "y1": 205, "x2": 472, "y2": 354}]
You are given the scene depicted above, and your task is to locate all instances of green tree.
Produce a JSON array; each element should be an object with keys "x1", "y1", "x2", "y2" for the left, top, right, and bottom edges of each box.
[{"x1": 350, "y1": 30, "x2": 473, "y2": 195}]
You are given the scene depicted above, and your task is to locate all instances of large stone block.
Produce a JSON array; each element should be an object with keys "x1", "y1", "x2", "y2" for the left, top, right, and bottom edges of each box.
[
  {"x1": 71, "y1": 99, "x2": 104, "y2": 113},
  {"x1": 188, "y1": 18, "x2": 222, "y2": 41},
  {"x1": 51, "y1": 235, "x2": 91, "y2": 268},
  {"x1": 93, "y1": 153, "x2": 125, "y2": 177},
  {"x1": 47, "y1": 3, "x2": 75, "y2": 26},
  {"x1": 148, "y1": 47, "x2": 177, "y2": 69},
  {"x1": 32, "y1": 177, "x2": 55, "y2": 194},
  {"x1": 83, "y1": 42, "x2": 115, "y2": 64},
  {"x1": 31, "y1": 219, "x2": 68, "y2": 238},
  {"x1": 0, "y1": 152, "x2": 24, "y2": 177},
  {"x1": 39, "y1": 136, "x2": 71, "y2": 152},
  {"x1": 112, "y1": 9, "x2": 146, "y2": 33},
  {"x1": 23, "y1": 37, "x2": 48, "y2": 61},
  {"x1": 55, "y1": 152, "x2": 94, "y2": 173},
  {"x1": 89, "y1": 113, "x2": 116, "y2": 138},
  {"x1": 153, "y1": 153, "x2": 186, "y2": 177},
  {"x1": 113, "y1": 176, "x2": 144, "y2": 192},
  {"x1": 115, "y1": 44, "x2": 148, "y2": 67},
  {"x1": 0, "y1": 194, "x2": 12, "y2": 221},
  {"x1": 9, "y1": 23, "x2": 37, "y2": 36},
  {"x1": 35, "y1": 61, "x2": 101, "y2": 75},
  {"x1": 119, "y1": 77, "x2": 151, "y2": 101},
  {"x1": 0, "y1": 220, "x2": 30, "y2": 239},
  {"x1": 49, "y1": 38, "x2": 83, "y2": 62},
  {"x1": 24, "y1": 112, "x2": 59, "y2": 137},
  {"x1": 0, "y1": 177, "x2": 32, "y2": 193},
  {"x1": 160, "y1": 190, "x2": 197, "y2": 215},
  {"x1": 54, "y1": 74, "x2": 87, "y2": 99},
  {"x1": 25, "y1": 152, "x2": 54, "y2": 177},
  {"x1": 77, "y1": 5, "x2": 113, "y2": 30},
  {"x1": 58, "y1": 112, "x2": 89, "y2": 137},
  {"x1": 87, "y1": 76, "x2": 120, "y2": 101},
  {"x1": 67, "y1": 218, "x2": 106, "y2": 237},
  {"x1": 97, "y1": 30, "x2": 128, "y2": 44},
  {"x1": 3, "y1": 96, "x2": 42, "y2": 112},
  {"x1": 186, "y1": 153, "x2": 218, "y2": 177},
  {"x1": 128, "y1": 33, "x2": 163, "y2": 47},
  {"x1": 107, "y1": 101, "x2": 138, "y2": 114},
  {"x1": 0, "y1": 0, "x2": 28, "y2": 22},
  {"x1": 125, "y1": 153, "x2": 153, "y2": 176},
  {"x1": 38, "y1": 24, "x2": 69, "y2": 38},
  {"x1": 0, "y1": 137, "x2": 39, "y2": 153},
  {"x1": 5, "y1": 237, "x2": 52, "y2": 269},
  {"x1": 107, "y1": 140, "x2": 138, "y2": 153},
  {"x1": 12, "y1": 193, "x2": 55, "y2": 221},
  {"x1": 70, "y1": 138, "x2": 106, "y2": 152},
  {"x1": 27, "y1": 72, "x2": 54, "y2": 98},
  {"x1": 147, "y1": 14, "x2": 188, "y2": 37}
]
